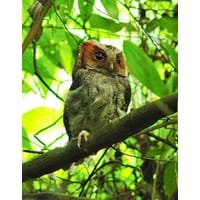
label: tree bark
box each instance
[23,93,178,181]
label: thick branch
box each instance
[23,93,177,181]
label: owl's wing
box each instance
[63,71,82,139]
[63,108,71,139]
[69,74,82,90]
[124,78,131,111]
[63,69,88,139]
[119,77,131,112]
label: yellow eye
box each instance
[94,51,106,61]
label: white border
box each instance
[0,1,21,199]
[179,0,200,199]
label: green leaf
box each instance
[22,81,33,94]
[22,107,61,134]
[123,22,137,32]
[146,146,164,157]
[59,42,74,74]
[37,51,58,80]
[78,0,94,22]
[22,46,58,81]
[166,73,178,93]
[100,0,119,19]
[65,32,81,52]
[42,45,60,66]
[147,17,177,38]
[39,29,67,44]
[89,14,124,32]
[163,44,178,71]
[22,1,30,24]
[164,163,177,198]
[123,40,169,97]
[22,127,32,150]
[22,48,34,74]
[66,0,74,13]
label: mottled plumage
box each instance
[63,41,131,145]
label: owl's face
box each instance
[77,41,127,76]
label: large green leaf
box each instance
[78,0,94,22]
[164,163,177,198]
[100,0,119,19]
[37,53,58,80]
[123,40,169,97]
[38,29,67,44]
[89,14,124,32]
[22,107,61,134]
[22,46,58,80]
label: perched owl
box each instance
[63,41,131,148]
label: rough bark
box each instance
[23,93,178,181]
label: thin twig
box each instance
[52,1,79,44]
[22,135,44,148]
[34,115,63,137]
[141,118,177,134]
[32,42,64,102]
[136,118,178,150]
[111,146,176,163]
[146,131,177,150]
[79,148,110,197]
[23,149,44,154]
[33,114,63,148]
[96,160,141,173]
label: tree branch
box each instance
[22,0,53,54]
[22,93,177,182]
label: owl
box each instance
[63,41,131,148]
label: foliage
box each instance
[22,0,178,199]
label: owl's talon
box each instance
[77,130,90,149]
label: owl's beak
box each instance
[109,63,114,71]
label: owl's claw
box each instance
[77,130,90,149]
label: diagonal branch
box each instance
[22,0,53,54]
[22,93,178,182]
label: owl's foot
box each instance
[77,130,90,149]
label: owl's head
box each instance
[75,41,127,77]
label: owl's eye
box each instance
[94,51,106,61]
